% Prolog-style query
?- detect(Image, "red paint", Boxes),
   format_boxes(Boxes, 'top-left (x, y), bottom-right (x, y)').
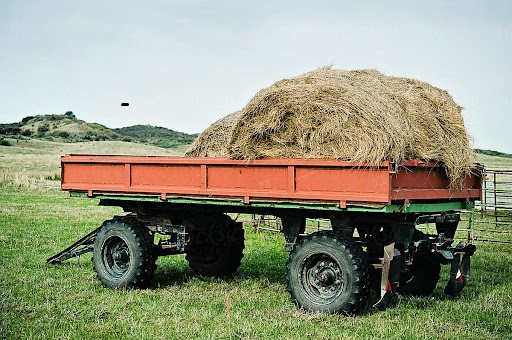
top-left (61, 155), bottom-right (482, 206)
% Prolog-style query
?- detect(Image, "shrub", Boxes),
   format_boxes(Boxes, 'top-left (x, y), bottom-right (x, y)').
top-left (45, 174), bottom-right (61, 181)
top-left (38, 125), bottom-right (49, 134)
top-left (0, 138), bottom-right (12, 146)
top-left (58, 131), bottom-right (70, 138)
top-left (0, 124), bottom-right (21, 135)
top-left (51, 131), bottom-right (70, 138)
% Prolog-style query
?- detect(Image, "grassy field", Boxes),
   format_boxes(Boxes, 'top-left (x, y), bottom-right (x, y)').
top-left (1, 140), bottom-right (512, 339)
top-left (475, 153), bottom-right (512, 170)
top-left (0, 138), bottom-right (182, 190)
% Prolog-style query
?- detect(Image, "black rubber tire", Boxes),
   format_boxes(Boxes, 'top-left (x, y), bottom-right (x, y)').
top-left (93, 217), bottom-right (156, 289)
top-left (397, 254), bottom-right (441, 296)
top-left (285, 231), bottom-right (368, 315)
top-left (185, 214), bottom-right (245, 276)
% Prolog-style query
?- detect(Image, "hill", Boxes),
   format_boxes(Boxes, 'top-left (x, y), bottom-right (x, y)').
top-left (0, 112), bottom-right (197, 149)
top-left (113, 125), bottom-right (197, 149)
top-left (474, 149), bottom-right (512, 159)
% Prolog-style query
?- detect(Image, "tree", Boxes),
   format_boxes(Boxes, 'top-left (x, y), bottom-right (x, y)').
top-left (21, 116), bottom-right (34, 124)
top-left (65, 111), bottom-right (76, 119)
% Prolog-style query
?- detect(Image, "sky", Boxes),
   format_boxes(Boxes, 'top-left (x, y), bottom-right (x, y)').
top-left (1, 0), bottom-right (511, 152)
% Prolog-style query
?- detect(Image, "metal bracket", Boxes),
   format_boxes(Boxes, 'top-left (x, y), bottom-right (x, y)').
top-left (151, 225), bottom-right (188, 253)
top-left (415, 212), bottom-right (460, 226)
top-left (281, 216), bottom-right (306, 252)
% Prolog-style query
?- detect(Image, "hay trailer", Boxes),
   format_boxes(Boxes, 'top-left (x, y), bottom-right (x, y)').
top-left (48, 155), bottom-right (482, 314)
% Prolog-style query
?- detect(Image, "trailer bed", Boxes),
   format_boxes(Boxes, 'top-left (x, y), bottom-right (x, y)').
top-left (61, 155), bottom-right (481, 210)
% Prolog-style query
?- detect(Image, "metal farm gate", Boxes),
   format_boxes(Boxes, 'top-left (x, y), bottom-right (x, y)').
top-left (472, 169), bottom-right (512, 244)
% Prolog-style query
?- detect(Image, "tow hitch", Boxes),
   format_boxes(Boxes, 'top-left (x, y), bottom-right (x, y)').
top-left (46, 227), bottom-right (101, 264)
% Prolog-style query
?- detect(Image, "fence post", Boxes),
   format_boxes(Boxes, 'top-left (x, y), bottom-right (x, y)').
top-left (481, 168), bottom-right (487, 218)
top-left (494, 172), bottom-right (498, 228)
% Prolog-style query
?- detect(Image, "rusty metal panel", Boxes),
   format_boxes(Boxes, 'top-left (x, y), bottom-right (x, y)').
top-left (390, 163), bottom-right (482, 202)
top-left (131, 164), bottom-right (201, 188)
top-left (295, 166), bottom-right (390, 197)
top-left (62, 163), bottom-right (125, 187)
top-left (207, 165), bottom-right (289, 191)
top-left (392, 166), bottom-right (451, 189)
top-left (60, 155), bottom-right (482, 206)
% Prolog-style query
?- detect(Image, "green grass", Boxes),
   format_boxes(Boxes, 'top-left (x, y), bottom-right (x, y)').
top-left (1, 141), bottom-right (512, 338)
top-left (1, 187), bottom-right (512, 339)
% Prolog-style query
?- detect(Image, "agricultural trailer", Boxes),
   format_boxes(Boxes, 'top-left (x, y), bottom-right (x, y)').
top-left (48, 155), bottom-right (482, 314)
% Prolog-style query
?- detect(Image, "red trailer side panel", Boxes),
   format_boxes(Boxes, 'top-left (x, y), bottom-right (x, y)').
top-left (61, 155), bottom-right (481, 206)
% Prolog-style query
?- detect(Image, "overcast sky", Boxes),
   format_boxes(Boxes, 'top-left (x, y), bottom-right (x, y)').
top-left (1, 1), bottom-right (511, 152)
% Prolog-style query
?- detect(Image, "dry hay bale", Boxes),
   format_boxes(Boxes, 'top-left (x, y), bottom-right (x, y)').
top-left (229, 68), bottom-right (407, 161)
top-left (379, 75), bottom-right (474, 187)
top-left (227, 67), bottom-right (473, 187)
top-left (187, 66), bottom-right (474, 187)
top-left (185, 111), bottom-right (242, 157)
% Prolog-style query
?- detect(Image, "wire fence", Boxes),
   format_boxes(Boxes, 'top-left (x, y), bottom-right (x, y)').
top-left (234, 213), bottom-right (512, 246)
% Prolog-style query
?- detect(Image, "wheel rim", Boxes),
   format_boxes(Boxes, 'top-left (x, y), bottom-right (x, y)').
top-left (300, 253), bottom-right (345, 304)
top-left (102, 236), bottom-right (131, 278)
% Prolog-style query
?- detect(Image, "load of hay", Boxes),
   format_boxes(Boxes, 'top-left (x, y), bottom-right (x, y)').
top-left (185, 111), bottom-right (241, 157)
top-left (186, 66), bottom-right (474, 187)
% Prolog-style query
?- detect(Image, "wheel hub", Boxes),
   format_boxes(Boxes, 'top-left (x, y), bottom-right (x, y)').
top-left (317, 268), bottom-right (335, 285)
top-left (103, 236), bottom-right (131, 278)
top-left (113, 248), bottom-right (129, 262)
top-left (302, 256), bottom-right (344, 302)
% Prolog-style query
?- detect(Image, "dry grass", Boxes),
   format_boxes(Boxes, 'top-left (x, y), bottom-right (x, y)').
top-left (187, 67), bottom-right (474, 187)
top-left (0, 139), bottom-right (180, 189)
